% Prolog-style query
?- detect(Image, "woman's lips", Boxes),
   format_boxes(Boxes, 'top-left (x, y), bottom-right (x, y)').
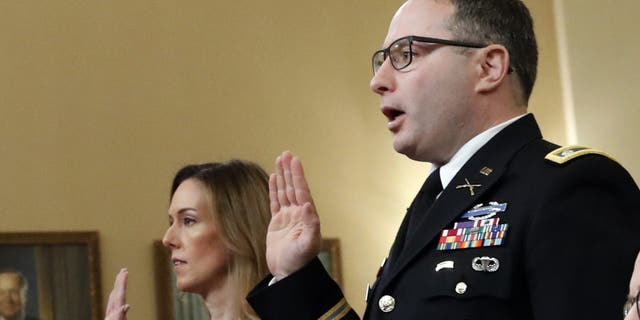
top-left (172, 258), bottom-right (187, 269)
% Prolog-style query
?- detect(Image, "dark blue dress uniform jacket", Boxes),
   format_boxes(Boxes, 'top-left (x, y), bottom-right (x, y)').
top-left (247, 114), bottom-right (640, 319)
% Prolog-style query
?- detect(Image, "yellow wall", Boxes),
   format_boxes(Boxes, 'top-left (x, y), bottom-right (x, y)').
top-left (0, 0), bottom-right (570, 317)
top-left (555, 0), bottom-right (640, 181)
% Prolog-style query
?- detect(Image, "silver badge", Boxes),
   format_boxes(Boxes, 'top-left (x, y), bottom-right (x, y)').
top-left (472, 256), bottom-right (500, 272)
top-left (435, 260), bottom-right (454, 272)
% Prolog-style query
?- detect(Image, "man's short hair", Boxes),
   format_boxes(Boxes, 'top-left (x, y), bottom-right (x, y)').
top-left (446, 0), bottom-right (538, 103)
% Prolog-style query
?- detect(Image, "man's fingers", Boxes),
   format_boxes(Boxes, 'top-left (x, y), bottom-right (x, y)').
top-left (291, 156), bottom-right (313, 205)
top-left (301, 202), bottom-right (320, 228)
top-left (282, 151), bottom-right (298, 204)
top-left (275, 155), bottom-right (290, 206)
top-left (300, 202), bottom-right (322, 256)
top-left (268, 174), bottom-right (280, 215)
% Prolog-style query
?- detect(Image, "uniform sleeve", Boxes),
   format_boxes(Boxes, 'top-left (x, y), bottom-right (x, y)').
top-left (525, 156), bottom-right (640, 319)
top-left (247, 257), bottom-right (360, 320)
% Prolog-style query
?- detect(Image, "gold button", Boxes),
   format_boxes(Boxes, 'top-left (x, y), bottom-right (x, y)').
top-left (378, 295), bottom-right (395, 312)
top-left (455, 282), bottom-right (467, 294)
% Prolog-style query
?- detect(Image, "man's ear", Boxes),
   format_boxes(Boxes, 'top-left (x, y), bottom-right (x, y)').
top-left (474, 44), bottom-right (510, 94)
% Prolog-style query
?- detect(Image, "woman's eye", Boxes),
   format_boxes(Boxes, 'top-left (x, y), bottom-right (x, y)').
top-left (183, 217), bottom-right (196, 225)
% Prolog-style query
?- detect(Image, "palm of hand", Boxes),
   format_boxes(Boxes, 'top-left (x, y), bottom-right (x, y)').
top-left (266, 152), bottom-right (322, 280)
top-left (267, 201), bottom-right (321, 280)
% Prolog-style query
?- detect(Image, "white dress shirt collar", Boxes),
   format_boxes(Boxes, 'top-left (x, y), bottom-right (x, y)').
top-left (432, 113), bottom-right (528, 190)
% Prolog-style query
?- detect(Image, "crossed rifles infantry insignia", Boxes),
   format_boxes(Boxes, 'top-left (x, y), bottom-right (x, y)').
top-left (456, 178), bottom-right (481, 196)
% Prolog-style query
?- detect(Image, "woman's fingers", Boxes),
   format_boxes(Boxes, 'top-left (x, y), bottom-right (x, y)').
top-left (106, 269), bottom-right (129, 319)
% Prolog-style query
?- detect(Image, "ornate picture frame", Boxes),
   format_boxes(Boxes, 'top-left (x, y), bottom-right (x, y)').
top-left (0, 231), bottom-right (102, 320)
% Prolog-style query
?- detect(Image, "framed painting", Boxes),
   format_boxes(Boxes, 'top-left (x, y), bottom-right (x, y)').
top-left (154, 237), bottom-right (343, 319)
top-left (0, 232), bottom-right (102, 320)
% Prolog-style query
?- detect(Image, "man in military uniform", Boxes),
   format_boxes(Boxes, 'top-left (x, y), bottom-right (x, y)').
top-left (247, 0), bottom-right (640, 319)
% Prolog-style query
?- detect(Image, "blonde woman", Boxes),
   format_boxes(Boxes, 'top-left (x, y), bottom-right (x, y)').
top-left (106, 160), bottom-right (271, 320)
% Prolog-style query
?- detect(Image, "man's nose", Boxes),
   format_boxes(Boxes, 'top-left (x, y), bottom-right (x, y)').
top-left (370, 59), bottom-right (396, 95)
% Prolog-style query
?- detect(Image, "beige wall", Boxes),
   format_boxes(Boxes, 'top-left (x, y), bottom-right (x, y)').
top-left (0, 0), bottom-right (579, 317)
top-left (555, 0), bottom-right (640, 182)
top-left (526, 1), bottom-right (566, 144)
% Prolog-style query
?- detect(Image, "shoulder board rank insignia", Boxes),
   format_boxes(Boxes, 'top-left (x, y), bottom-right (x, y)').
top-left (545, 145), bottom-right (615, 164)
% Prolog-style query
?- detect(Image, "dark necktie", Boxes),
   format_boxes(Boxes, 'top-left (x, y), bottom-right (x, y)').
top-left (406, 168), bottom-right (442, 239)
top-left (380, 168), bottom-right (443, 279)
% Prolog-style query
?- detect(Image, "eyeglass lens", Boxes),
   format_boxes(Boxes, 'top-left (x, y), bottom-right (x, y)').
top-left (372, 37), bottom-right (412, 74)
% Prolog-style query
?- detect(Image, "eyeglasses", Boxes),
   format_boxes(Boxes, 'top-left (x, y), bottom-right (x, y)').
top-left (623, 291), bottom-right (640, 318)
top-left (372, 35), bottom-right (487, 74)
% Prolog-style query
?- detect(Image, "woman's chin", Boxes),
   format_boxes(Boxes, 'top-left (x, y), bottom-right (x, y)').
top-left (175, 279), bottom-right (194, 293)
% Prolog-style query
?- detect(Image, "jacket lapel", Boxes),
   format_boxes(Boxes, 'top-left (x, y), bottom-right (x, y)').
top-left (378, 114), bottom-right (543, 290)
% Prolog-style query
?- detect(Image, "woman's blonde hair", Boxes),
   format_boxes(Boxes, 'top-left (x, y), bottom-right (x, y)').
top-left (171, 160), bottom-right (270, 319)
